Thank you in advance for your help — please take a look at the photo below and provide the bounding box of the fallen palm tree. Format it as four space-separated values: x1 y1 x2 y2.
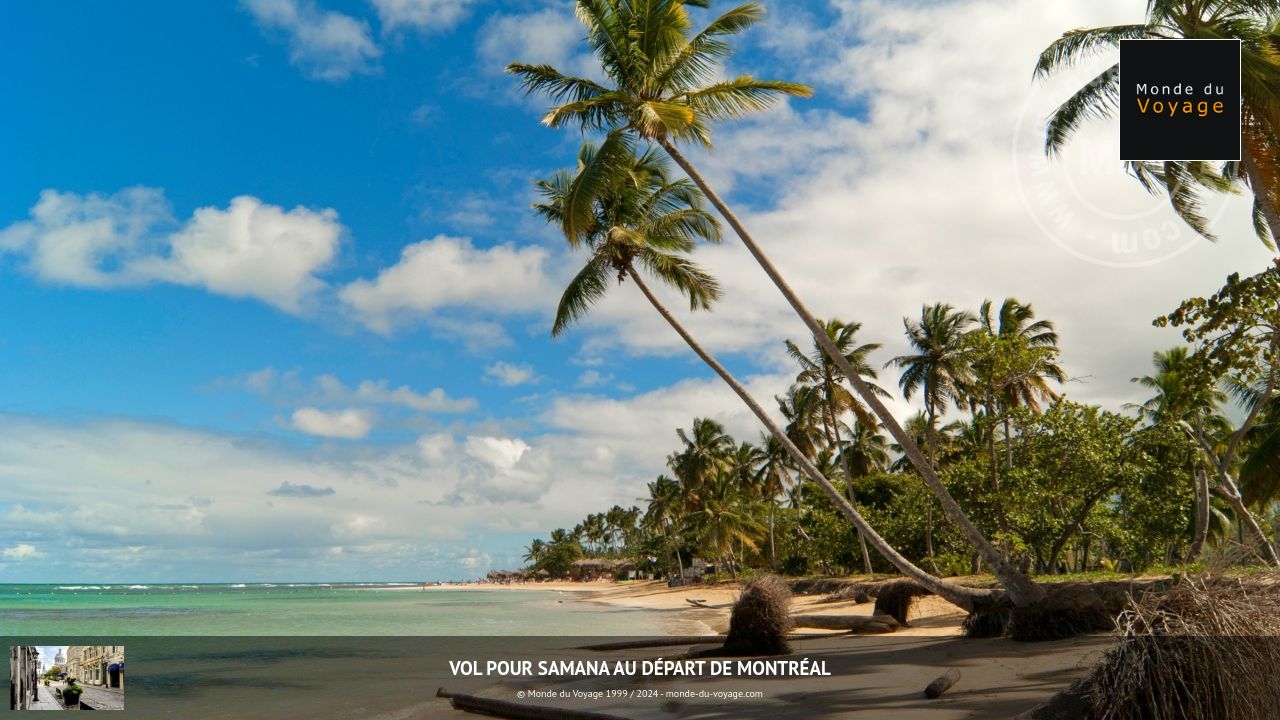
1082 575 1280 720
720 575 794 656
790 613 898 633
1020 575 1280 720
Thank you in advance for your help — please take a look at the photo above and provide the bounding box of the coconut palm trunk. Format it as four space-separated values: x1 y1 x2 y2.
625 265 990 609
1242 145 1280 246
656 139 1046 607
1217 474 1280 566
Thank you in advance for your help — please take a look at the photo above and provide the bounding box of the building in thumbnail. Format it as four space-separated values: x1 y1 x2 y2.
9 646 40 710
64 646 125 689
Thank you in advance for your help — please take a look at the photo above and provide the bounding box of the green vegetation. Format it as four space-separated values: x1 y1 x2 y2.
523 267 1280 583
510 0 1280 614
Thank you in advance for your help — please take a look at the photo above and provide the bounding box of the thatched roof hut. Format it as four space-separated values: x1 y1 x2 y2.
569 558 634 577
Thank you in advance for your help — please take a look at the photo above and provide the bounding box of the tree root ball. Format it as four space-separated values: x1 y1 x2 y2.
1008 584 1114 642
722 575 794 656
963 595 1013 638
873 580 930 626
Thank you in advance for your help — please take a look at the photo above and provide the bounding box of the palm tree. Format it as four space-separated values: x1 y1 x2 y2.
513 0 1044 607
1130 347 1229 560
669 418 735 503
979 298 1066 412
1036 0 1280 245
693 471 764 577
979 297 1067 470
752 433 791 567
787 318 888 573
645 475 687 578
786 318 888 429
522 539 547 566
891 303 976 468
539 141 995 609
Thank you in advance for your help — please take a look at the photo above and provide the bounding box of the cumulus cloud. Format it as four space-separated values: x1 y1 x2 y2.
371 0 478 33
241 0 381 81
484 361 535 387
290 407 375 439
0 188 342 313
551 0 1274 416
477 5 598 84
338 235 551 334
0 414 643 580
2 543 45 561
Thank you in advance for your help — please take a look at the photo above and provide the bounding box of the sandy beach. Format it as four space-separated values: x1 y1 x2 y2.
418 579 1112 719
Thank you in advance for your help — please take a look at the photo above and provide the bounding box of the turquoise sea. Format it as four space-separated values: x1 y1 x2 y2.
0 583 676 636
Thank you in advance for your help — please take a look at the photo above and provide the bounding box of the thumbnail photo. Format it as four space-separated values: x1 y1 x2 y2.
10 646 124 711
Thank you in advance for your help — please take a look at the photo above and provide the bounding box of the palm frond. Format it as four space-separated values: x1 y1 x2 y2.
553 255 613 337
638 249 722 311
682 76 813 122
562 131 635 244
1044 63 1119 157
506 63 606 103
1034 24 1150 79
1162 161 1219 241
540 92 629 131
655 3 764 91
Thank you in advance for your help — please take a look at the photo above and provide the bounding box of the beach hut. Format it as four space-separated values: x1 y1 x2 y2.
568 558 634 582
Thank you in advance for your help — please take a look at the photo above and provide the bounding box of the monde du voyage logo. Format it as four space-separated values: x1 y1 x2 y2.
1120 38 1241 161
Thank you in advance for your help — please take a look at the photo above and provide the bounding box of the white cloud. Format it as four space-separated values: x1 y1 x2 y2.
338 235 551 334
484 361 535 387
350 379 478 412
2 543 45 561
0 413 646 579
371 0 478 33
135 196 341 313
290 407 376 439
549 0 1274 417
464 436 529 471
0 187 170 288
477 6 595 78
0 189 342 313
242 0 381 81
575 370 612 388
229 368 477 414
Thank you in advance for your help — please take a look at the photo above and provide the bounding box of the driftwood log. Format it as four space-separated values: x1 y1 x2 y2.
924 669 962 699
791 613 899 633
438 689 630 720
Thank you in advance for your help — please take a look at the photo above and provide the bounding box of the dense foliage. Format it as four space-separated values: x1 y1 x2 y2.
524 274 1280 579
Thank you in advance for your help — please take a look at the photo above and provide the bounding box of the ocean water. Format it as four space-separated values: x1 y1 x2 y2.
0 583 674 636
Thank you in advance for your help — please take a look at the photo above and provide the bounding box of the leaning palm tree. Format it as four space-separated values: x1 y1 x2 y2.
891 303 976 468
540 141 994 609
1036 0 1280 245
512 0 1045 606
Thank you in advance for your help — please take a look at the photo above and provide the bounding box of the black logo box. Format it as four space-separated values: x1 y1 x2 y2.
1119 38 1241 162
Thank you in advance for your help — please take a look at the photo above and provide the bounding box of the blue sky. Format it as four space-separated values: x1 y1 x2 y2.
0 0 1272 581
